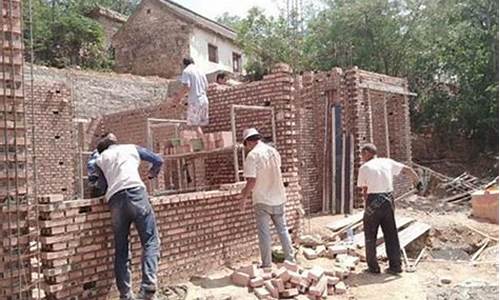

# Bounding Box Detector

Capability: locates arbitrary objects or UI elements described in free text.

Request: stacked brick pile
[231,261,350,299]
[37,182,299,299]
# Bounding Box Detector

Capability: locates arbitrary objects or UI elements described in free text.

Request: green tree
[24,0,135,69]
[225,7,305,80]
[216,12,242,30]
[412,0,498,150]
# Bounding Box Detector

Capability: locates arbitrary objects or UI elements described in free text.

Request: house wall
[112,0,191,78]
[26,64,176,120]
[26,81,77,198]
[91,15,125,49]
[189,27,244,74]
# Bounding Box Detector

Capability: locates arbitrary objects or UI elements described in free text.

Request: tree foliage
[218,0,498,151]
[24,0,139,69]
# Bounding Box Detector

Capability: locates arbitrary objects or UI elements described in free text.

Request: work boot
[363,267,381,274]
[119,293,135,300]
[136,289,156,300]
[385,267,403,275]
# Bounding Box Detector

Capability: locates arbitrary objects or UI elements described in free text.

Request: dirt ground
[169,201,499,300]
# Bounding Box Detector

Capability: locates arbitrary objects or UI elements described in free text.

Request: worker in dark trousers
[357,143,419,274]
[90,134,163,300]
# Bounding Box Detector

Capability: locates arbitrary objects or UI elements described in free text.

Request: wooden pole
[383,93,391,157]
[331,105,336,213]
[341,132,346,214]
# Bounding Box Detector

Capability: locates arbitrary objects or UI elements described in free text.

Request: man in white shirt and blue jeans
[357,143,419,275]
[241,128,294,268]
[91,135,163,300]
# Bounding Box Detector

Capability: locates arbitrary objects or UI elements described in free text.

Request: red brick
[231,271,250,287]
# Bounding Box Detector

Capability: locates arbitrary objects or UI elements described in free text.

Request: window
[208,44,218,63]
[232,52,242,73]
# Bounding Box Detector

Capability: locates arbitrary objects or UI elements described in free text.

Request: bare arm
[362,186,368,206]
[240,178,256,211]
[402,165,419,184]
[173,84,190,105]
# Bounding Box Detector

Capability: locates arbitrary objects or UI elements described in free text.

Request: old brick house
[87,6,127,50]
[112,0,244,78]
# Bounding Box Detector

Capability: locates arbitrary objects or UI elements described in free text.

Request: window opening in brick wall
[208,44,218,63]
[232,52,241,72]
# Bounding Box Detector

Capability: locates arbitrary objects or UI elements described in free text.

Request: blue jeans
[108,187,160,299]
[254,203,294,267]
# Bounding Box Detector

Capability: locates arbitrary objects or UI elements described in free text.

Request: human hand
[239,194,249,211]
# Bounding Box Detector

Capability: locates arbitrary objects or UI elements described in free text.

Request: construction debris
[231,261,355,299]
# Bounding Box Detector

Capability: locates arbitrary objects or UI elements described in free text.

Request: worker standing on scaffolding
[90,134,163,300]
[173,57,209,145]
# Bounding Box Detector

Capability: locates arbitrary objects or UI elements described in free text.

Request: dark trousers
[108,187,160,299]
[363,193,401,271]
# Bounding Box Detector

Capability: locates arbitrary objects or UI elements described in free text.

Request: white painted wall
[189,27,244,75]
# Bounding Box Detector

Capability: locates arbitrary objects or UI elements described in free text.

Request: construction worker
[174,57,209,144]
[216,72,228,85]
[87,132,116,197]
[90,134,163,300]
[240,128,295,268]
[357,143,419,275]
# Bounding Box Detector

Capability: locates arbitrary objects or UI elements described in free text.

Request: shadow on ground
[190,275,233,289]
[345,271,402,287]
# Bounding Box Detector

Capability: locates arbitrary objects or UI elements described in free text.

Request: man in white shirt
[357,143,419,275]
[91,135,163,300]
[174,57,209,142]
[241,128,294,268]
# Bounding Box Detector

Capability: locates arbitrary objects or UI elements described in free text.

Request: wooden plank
[331,105,336,213]
[442,192,471,203]
[163,145,237,160]
[340,132,346,214]
[383,94,391,158]
[352,216,414,248]
[326,212,364,232]
[358,81,418,96]
[376,222,431,258]
[349,134,354,213]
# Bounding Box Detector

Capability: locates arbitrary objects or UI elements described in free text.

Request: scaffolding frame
[230,104,276,182]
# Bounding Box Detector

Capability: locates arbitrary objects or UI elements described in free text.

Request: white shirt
[95,144,145,200]
[181,64,208,105]
[357,157,405,194]
[243,141,287,206]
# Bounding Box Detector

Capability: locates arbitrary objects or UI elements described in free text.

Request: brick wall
[0,1,34,299]
[38,188,275,299]
[25,64,177,119]
[26,81,77,197]
[294,67,414,211]
[112,0,191,78]
[93,64,413,211]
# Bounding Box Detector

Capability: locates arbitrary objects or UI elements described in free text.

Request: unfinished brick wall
[295,67,414,212]
[0,1,36,299]
[295,69,346,214]
[347,68,414,205]
[203,65,294,185]
[92,64,413,212]
[26,64,177,119]
[26,81,76,197]
[38,188,274,299]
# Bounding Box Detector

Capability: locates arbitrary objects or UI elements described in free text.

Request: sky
[173,0,281,20]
